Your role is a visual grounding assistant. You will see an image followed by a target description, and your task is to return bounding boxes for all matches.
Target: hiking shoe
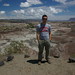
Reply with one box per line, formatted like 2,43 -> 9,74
46,59 -> 51,64
38,61 -> 41,65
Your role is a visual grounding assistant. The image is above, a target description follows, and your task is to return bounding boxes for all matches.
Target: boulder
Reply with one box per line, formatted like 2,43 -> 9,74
0,61 -> 4,66
24,55 -> 30,58
68,58 -> 75,63
6,55 -> 14,62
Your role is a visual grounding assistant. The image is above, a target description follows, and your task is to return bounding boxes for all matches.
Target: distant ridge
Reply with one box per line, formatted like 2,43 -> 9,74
0,19 -> 74,23
0,19 -> 41,23
69,18 -> 75,21
0,19 -> 51,23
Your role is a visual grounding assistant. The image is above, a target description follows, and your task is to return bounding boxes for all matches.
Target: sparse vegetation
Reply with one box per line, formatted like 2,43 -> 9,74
71,54 -> 75,58
0,20 -> 75,74
4,41 -> 29,55
0,23 -> 27,33
26,23 -> 35,29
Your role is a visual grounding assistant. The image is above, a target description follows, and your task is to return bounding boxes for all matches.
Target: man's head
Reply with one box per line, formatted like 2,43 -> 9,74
42,15 -> 48,24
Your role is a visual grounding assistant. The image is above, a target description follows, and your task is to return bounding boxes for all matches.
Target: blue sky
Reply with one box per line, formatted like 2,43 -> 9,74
0,0 -> 75,20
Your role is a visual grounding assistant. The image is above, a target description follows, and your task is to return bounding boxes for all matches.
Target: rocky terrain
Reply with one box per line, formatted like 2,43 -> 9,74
0,21 -> 75,75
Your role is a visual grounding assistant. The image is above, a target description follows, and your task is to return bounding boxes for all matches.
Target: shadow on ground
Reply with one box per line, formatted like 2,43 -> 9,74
27,59 -> 47,64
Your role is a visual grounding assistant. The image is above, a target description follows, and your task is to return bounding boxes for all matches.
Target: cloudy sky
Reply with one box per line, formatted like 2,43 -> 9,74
0,0 -> 75,20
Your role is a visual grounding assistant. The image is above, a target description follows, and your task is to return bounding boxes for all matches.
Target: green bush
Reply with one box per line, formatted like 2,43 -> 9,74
4,41 -> 29,55
26,23 -> 35,29
0,25 -> 23,33
70,54 -> 75,58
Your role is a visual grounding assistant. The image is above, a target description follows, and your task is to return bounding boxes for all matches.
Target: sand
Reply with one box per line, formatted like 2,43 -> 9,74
0,54 -> 75,75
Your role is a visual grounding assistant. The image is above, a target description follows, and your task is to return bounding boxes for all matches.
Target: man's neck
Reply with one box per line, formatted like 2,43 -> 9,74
42,22 -> 46,25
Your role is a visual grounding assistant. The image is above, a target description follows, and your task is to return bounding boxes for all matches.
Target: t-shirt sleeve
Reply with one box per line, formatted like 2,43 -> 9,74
36,25 -> 40,33
49,24 -> 51,33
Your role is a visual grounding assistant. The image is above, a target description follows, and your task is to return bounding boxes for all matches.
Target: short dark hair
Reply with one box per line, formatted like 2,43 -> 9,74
42,15 -> 47,19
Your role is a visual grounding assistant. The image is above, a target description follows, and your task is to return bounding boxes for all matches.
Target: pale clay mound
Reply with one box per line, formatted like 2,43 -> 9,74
0,28 -> 57,54
0,54 -> 75,75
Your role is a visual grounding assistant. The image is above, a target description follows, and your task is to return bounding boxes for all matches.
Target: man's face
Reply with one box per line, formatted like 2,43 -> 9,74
42,16 -> 47,23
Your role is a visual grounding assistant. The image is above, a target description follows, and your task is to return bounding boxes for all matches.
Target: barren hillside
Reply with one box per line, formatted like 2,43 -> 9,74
0,22 -> 75,75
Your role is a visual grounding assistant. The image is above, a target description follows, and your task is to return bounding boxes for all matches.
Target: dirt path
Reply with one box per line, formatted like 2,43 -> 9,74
0,54 -> 75,75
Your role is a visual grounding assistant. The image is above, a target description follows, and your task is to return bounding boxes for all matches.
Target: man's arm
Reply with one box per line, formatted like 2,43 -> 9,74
49,32 -> 52,40
49,24 -> 52,41
36,32 -> 40,41
36,24 -> 40,41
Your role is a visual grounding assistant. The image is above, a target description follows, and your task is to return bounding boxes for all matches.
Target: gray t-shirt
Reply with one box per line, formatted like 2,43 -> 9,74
36,23 -> 51,40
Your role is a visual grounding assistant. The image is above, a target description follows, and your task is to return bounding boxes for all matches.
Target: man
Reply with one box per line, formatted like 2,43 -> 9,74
36,15 -> 52,65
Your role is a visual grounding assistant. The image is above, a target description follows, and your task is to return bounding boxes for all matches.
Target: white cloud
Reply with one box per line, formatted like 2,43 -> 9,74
11,7 -> 51,19
27,0 -> 42,5
0,11 -> 6,19
51,15 -> 75,20
13,9 -> 25,14
0,6 -> 72,20
49,7 -> 63,14
1,12 -> 75,20
3,3 -> 10,6
30,8 -> 35,13
20,10 -> 25,14
13,10 -> 18,13
20,2 -> 31,7
20,0 -> 42,7
65,0 -> 75,6
54,0 -> 67,4
0,11 -> 5,14
53,0 -> 75,12
0,0 -> 75,20
39,9 -> 44,13
54,0 -> 75,6
11,6 -> 63,20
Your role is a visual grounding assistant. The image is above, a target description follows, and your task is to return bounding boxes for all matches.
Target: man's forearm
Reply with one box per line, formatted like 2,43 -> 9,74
49,32 -> 52,40
36,35 -> 40,40
36,33 -> 40,41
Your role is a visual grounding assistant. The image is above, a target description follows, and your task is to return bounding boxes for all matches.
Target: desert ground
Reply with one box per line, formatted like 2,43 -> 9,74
0,21 -> 75,75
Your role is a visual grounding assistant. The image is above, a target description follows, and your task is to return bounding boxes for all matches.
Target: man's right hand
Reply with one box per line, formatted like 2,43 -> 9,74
35,40 -> 39,44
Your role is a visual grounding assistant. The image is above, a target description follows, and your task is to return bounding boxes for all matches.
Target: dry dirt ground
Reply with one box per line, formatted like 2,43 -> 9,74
0,22 -> 75,75
0,54 -> 75,75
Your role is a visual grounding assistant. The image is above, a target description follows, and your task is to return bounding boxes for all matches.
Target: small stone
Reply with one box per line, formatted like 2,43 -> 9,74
68,58 -> 75,63
54,55 -> 60,58
6,56 -> 14,62
24,55 -> 30,58
0,61 -> 5,66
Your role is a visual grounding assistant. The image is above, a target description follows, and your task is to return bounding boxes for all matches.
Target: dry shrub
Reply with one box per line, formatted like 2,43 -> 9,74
4,41 -> 29,55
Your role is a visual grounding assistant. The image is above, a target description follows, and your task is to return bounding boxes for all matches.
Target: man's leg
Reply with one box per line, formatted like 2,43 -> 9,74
38,40 -> 44,61
45,40 -> 51,63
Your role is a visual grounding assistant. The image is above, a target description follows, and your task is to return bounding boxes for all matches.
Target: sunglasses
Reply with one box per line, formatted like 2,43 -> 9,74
42,18 -> 47,20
